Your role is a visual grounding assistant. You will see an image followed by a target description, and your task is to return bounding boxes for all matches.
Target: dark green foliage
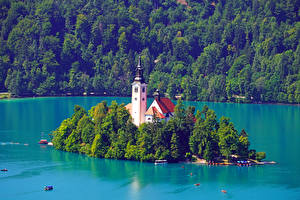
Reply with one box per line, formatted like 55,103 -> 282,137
248,149 -> 257,159
256,152 -> 266,161
53,101 -> 264,162
0,0 -> 298,103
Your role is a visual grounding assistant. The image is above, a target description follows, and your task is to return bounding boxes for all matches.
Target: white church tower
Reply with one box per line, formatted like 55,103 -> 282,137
131,56 -> 147,126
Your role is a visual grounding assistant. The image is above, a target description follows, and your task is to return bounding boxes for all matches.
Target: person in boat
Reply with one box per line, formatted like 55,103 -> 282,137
44,186 -> 53,190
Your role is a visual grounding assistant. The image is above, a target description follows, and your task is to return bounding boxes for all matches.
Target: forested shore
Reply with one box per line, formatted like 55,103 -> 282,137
0,0 -> 299,103
52,100 -> 266,163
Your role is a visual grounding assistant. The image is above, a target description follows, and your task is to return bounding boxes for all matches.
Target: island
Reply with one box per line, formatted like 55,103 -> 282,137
52,99 -> 267,165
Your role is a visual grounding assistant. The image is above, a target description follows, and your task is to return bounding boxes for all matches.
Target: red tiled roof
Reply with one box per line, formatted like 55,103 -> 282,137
145,107 -> 165,119
156,98 -> 175,114
177,0 -> 188,6
145,106 -> 154,115
153,107 -> 165,119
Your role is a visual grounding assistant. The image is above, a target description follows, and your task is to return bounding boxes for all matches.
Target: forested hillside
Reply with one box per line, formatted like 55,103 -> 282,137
0,0 -> 299,103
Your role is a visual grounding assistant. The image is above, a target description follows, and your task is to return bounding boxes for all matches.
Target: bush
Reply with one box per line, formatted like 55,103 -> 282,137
185,152 -> 192,160
248,149 -> 256,159
256,152 -> 266,161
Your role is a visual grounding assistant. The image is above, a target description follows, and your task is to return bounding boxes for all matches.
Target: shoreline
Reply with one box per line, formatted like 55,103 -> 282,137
0,93 -> 299,106
190,158 -> 276,166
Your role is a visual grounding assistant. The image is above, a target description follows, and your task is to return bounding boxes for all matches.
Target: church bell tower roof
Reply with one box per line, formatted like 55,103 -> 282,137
134,56 -> 145,83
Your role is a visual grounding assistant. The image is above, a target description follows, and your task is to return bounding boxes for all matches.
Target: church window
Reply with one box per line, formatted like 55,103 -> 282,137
142,98 -> 145,101
142,87 -> 145,93
134,87 -> 138,93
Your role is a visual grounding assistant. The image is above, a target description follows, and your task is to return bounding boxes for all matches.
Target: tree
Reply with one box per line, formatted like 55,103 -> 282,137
238,129 -> 250,158
217,117 -> 239,158
256,152 -> 266,161
189,107 -> 219,160
193,43 -> 221,76
65,129 -> 81,152
91,134 -> 106,157
52,118 -> 73,150
75,14 -> 90,44
172,37 -> 190,63
170,133 -> 179,161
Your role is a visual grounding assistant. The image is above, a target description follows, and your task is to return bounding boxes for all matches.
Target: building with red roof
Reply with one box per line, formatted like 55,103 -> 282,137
125,57 -> 175,126
145,89 -> 175,123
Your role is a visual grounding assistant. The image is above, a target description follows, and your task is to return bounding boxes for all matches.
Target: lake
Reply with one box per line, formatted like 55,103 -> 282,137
0,97 -> 299,200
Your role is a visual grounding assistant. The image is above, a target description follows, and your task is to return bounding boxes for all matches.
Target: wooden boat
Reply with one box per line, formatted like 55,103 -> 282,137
38,139 -> 48,144
154,160 -> 168,165
44,186 -> 53,191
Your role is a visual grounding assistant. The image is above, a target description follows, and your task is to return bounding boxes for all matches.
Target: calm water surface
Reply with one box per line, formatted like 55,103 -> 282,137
0,97 -> 299,200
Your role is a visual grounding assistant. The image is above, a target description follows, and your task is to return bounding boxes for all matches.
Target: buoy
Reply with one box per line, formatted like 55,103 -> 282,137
190,172 -> 193,176
221,189 -> 227,193
194,183 -> 200,186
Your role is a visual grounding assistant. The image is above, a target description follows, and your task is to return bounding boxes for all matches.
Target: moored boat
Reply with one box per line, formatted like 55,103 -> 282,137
38,139 -> 48,144
154,160 -> 168,165
1,168 -> 8,172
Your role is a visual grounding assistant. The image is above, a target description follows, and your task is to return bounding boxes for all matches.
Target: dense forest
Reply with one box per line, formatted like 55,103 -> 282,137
0,0 -> 299,103
52,100 -> 266,162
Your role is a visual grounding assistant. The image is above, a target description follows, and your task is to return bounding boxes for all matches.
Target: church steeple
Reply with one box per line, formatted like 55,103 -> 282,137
131,55 -> 147,126
134,56 -> 144,83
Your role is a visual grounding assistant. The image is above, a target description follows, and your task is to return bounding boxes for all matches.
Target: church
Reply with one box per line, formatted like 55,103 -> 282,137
125,57 -> 175,126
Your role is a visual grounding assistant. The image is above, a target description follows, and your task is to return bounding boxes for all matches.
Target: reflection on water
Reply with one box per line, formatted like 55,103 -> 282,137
43,148 -> 298,190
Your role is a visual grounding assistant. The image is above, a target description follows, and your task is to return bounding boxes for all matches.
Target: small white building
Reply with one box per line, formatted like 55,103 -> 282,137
125,57 -> 175,126
145,89 -> 175,123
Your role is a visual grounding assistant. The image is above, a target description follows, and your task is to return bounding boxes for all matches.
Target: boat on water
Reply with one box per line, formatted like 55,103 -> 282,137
154,160 -> 168,165
1,168 -> 8,172
38,139 -> 48,144
44,186 -> 53,191
47,142 -> 53,146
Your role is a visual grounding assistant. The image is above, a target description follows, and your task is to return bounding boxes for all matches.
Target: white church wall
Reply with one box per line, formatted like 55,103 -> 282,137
131,82 -> 147,126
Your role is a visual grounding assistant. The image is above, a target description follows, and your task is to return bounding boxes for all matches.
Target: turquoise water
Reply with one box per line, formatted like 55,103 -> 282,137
0,97 -> 299,200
